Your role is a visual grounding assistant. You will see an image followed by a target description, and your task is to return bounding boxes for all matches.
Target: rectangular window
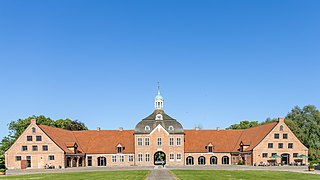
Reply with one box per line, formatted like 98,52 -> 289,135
262,153 -> 268,158
138,138 -> 142,146
278,143 -> 283,149
26,156 -> 31,168
170,153 -> 174,160
157,137 -> 162,146
117,147 -> 122,153
169,138 -> 174,146
129,155 -> 134,162
32,145 -> 38,151
32,127 -> 36,133
36,136 -> 42,141
87,156 -> 92,166
16,156 -> 21,161
42,145 -> 48,151
288,143 -> 293,149
272,153 -> 277,156
293,153 -> 298,158
283,134 -> 288,139
145,138 -> 150,146
208,146 -> 213,153
177,154 -> 181,160
268,143 -> 273,149
146,153 -> 150,162
120,155 -> 124,162
48,155 -> 54,160
176,138 -> 181,146
274,133 -> 279,139
138,153 -> 143,162
27,136 -> 32,141
112,155 -> 116,162
22,146 -> 28,151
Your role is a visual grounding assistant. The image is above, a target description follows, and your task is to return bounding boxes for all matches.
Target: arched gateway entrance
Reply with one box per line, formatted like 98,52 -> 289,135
154,151 -> 166,165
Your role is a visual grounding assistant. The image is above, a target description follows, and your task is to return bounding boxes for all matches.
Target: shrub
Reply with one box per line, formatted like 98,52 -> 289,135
0,169 -> 5,173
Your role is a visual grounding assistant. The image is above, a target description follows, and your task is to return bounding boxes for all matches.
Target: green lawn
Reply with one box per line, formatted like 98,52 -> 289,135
0,170 -> 149,180
171,170 -> 320,180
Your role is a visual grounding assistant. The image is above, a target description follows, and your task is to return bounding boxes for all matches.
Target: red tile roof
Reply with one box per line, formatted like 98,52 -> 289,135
185,122 -> 278,153
39,121 -> 278,154
39,125 -> 134,154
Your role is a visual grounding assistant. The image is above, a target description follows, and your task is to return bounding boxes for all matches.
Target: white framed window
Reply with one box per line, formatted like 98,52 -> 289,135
120,155 -> 124,162
145,138 -> 150,146
129,155 -> 134,162
146,153 -> 150,162
112,155 -> 116,162
145,126 -> 150,131
138,153 -> 143,162
170,153 -> 174,161
169,138 -> 174,146
208,146 -> 213,153
177,138 -> 181,146
177,154 -> 181,161
138,138 -> 142,146
168,126 -> 174,131
157,137 -> 162,146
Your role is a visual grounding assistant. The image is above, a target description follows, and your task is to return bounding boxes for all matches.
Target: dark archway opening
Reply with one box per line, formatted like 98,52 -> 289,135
186,156 -> 194,165
154,151 -> 166,165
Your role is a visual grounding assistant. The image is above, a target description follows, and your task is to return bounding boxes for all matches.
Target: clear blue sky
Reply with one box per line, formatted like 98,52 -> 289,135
0,1 -> 319,139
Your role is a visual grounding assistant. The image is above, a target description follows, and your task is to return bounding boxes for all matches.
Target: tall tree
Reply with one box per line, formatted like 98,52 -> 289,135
286,105 -> 320,160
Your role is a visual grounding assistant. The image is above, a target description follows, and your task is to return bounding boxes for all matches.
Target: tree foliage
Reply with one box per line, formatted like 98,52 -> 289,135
286,105 -> 320,161
0,115 -> 88,168
227,120 -> 259,129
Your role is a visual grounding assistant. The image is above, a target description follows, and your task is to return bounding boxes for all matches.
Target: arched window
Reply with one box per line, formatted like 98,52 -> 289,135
32,127 -> 36,133
198,156 -> 206,165
145,126 -> 150,131
280,125 -> 283,131
168,126 -> 174,131
186,156 -> 194,165
222,156 -> 229,165
97,157 -> 106,166
210,156 -> 217,165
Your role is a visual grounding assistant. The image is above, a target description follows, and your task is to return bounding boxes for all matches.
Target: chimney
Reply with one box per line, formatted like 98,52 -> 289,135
195,127 -> 199,131
30,119 -> 36,124
216,127 -> 220,131
97,127 -> 101,131
119,127 -> 123,131
278,117 -> 285,123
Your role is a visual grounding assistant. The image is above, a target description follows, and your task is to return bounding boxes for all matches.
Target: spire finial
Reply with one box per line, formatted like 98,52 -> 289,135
157,82 -> 160,95
155,82 -> 164,110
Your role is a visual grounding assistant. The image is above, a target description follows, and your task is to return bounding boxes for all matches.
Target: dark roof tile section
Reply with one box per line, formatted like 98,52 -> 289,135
135,110 -> 184,134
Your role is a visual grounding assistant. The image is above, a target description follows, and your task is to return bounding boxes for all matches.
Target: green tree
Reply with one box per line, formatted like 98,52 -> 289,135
227,120 -> 259,130
286,105 -> 320,160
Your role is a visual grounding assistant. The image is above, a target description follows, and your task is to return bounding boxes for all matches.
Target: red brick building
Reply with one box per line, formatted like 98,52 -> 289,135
5,88 -> 308,169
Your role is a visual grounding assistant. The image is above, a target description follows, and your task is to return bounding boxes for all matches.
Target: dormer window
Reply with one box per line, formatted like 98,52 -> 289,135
207,143 -> 213,153
145,126 -> 150,131
155,114 -> 163,120
117,144 -> 124,153
117,147 -> 122,153
168,126 -> 174,131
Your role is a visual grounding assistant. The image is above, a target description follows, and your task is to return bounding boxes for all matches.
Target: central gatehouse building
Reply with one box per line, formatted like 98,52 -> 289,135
5,88 -> 308,169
